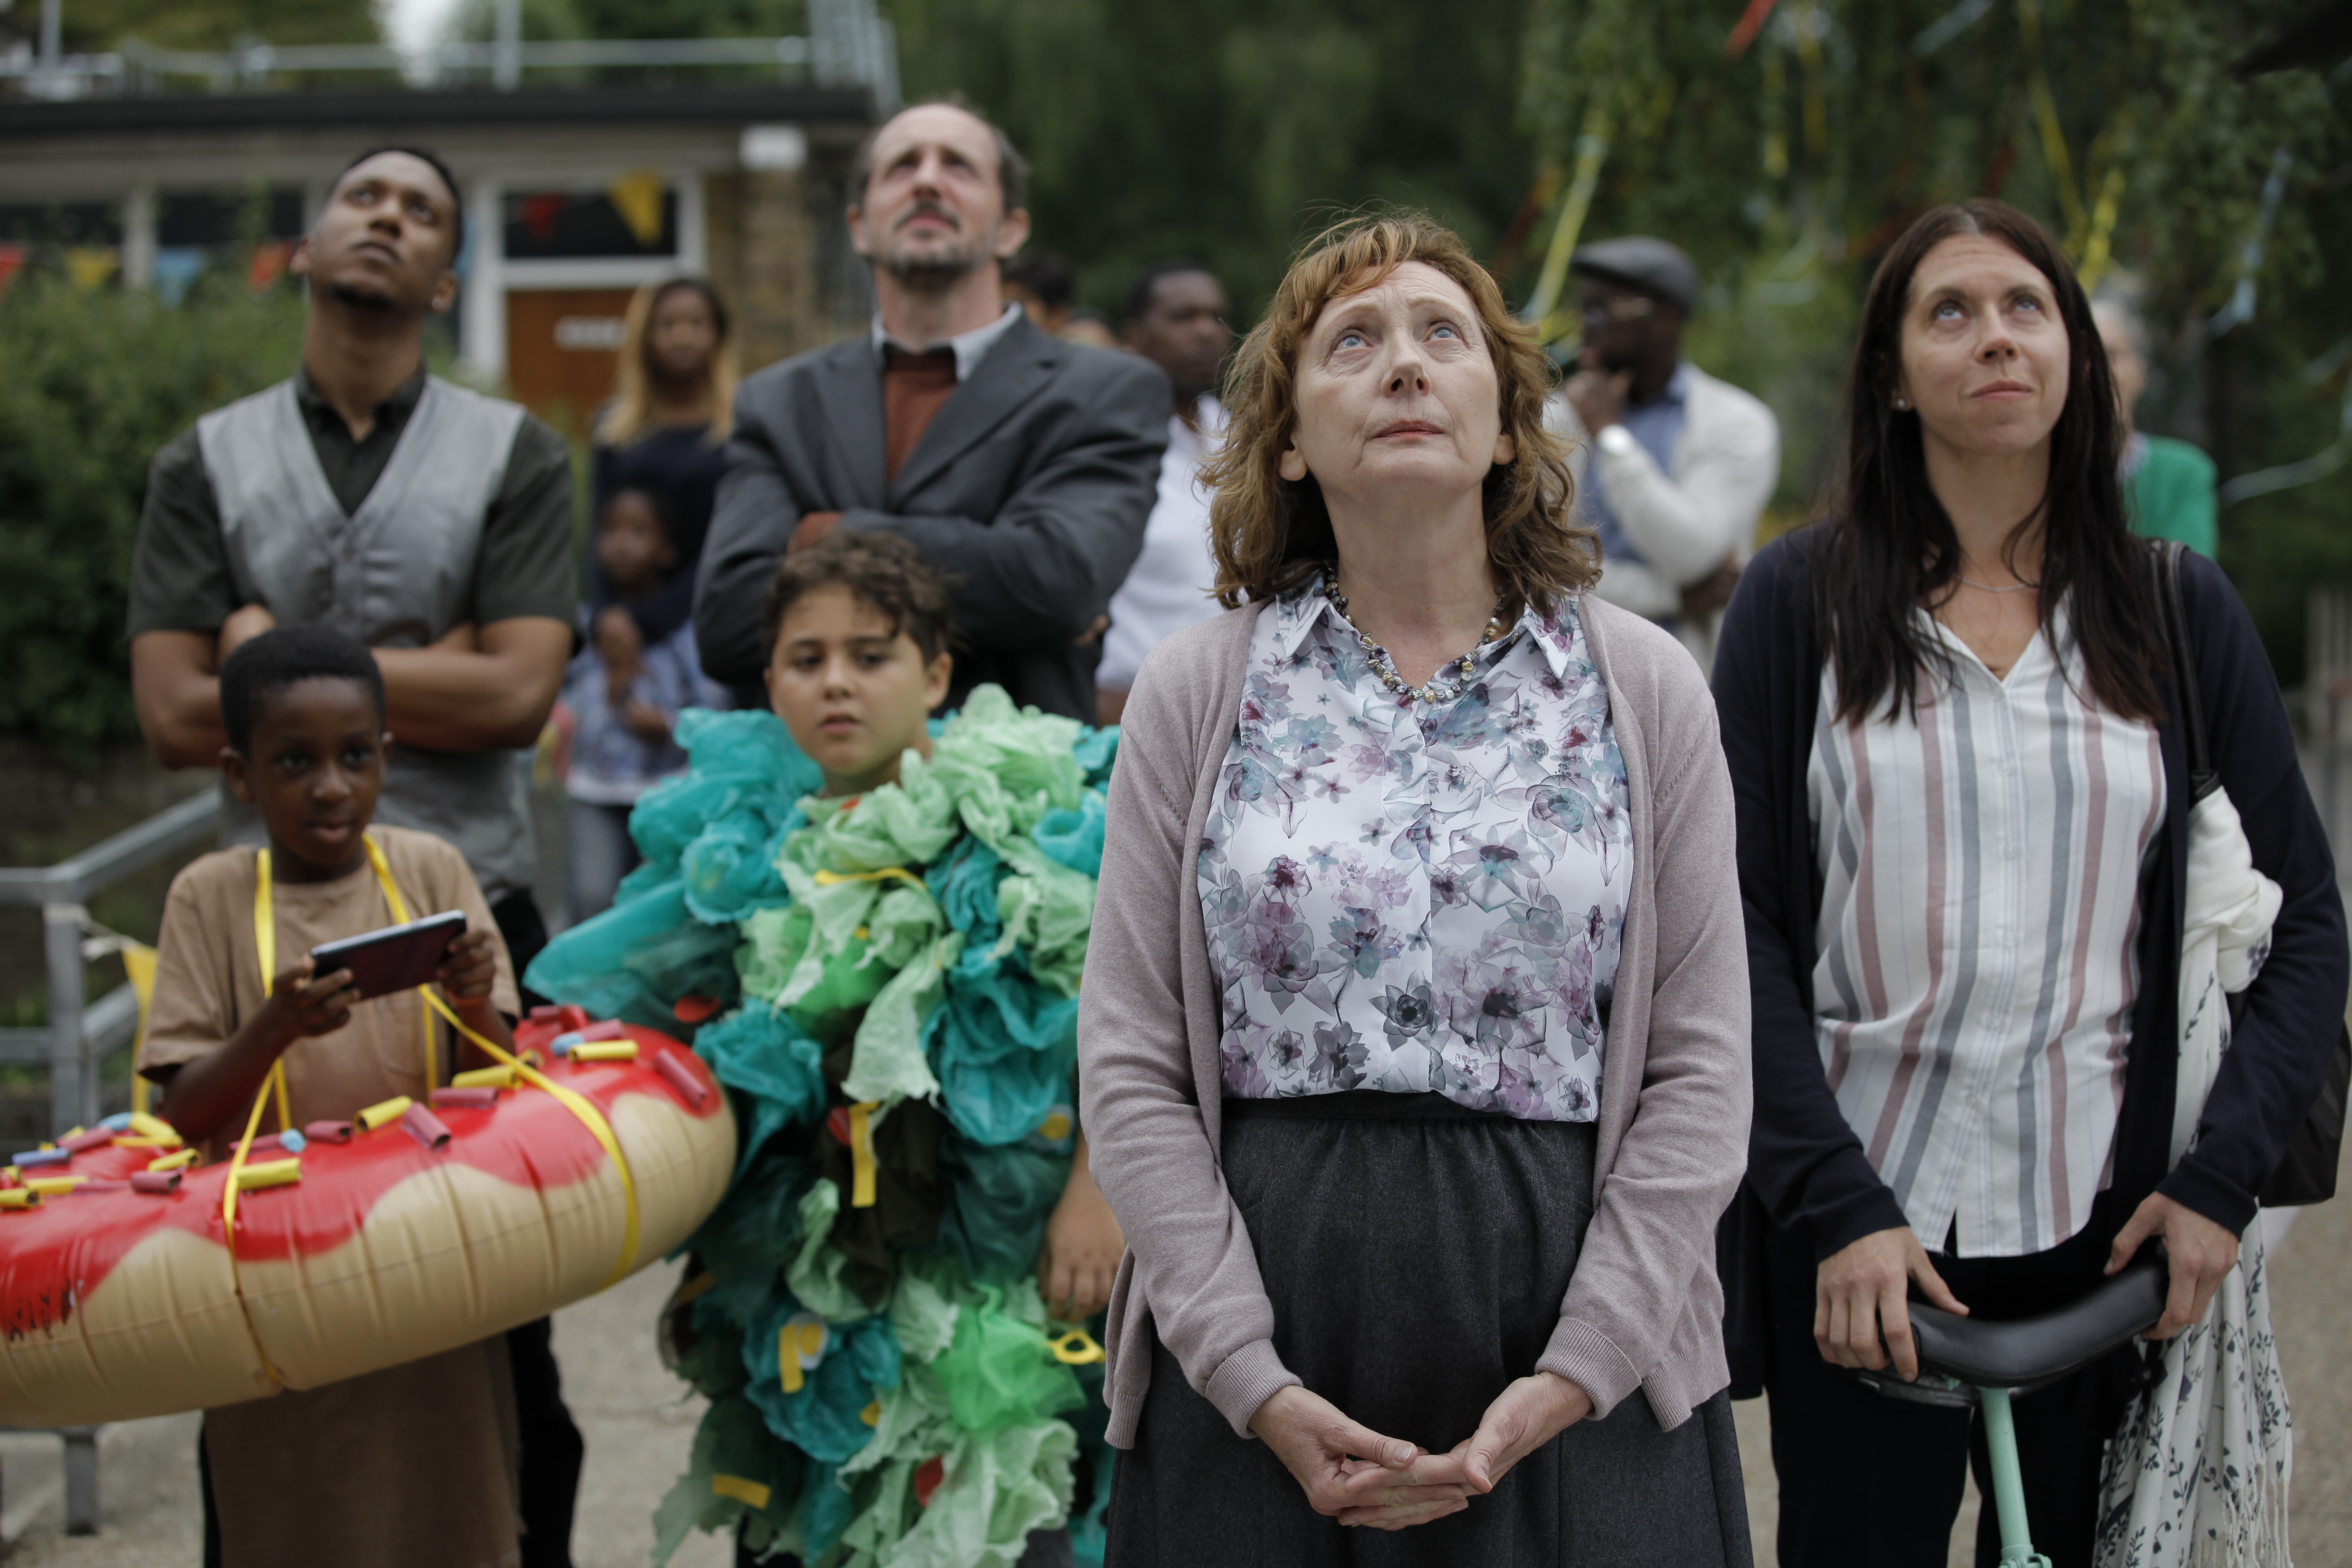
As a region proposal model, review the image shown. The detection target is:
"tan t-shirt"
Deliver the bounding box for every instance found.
[141,824,520,1146]
[139,824,526,1568]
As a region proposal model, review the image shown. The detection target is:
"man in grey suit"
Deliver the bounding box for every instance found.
[694,101,1170,722]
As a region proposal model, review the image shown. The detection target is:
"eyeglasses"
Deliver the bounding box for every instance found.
[1578,295,1657,323]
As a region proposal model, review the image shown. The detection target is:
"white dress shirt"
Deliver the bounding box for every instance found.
[1100,395,1225,691]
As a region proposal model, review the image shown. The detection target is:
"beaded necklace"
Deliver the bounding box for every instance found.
[1322,568,1509,705]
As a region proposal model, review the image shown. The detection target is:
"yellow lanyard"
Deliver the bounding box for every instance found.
[251,837,438,1099]
[229,838,433,1269]
[228,838,642,1299]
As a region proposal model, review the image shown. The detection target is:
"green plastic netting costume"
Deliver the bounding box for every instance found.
[527,693,1119,1567]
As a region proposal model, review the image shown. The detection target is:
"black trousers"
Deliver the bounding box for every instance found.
[1760,1196,2143,1568]
[490,891,584,1568]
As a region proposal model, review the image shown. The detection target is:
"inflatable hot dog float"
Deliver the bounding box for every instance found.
[0,1008,733,1429]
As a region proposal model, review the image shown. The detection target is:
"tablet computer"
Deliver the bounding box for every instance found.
[309,910,468,1001]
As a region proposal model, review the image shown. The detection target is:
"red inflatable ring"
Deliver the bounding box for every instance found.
[0,1016,733,1428]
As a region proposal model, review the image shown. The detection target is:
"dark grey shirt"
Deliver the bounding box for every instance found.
[128,365,575,640]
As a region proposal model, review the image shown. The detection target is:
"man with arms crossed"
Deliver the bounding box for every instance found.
[125,147,583,1568]
[694,101,1167,722]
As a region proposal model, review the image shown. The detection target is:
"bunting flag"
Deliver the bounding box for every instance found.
[152,247,206,307]
[521,192,569,245]
[0,242,24,299]
[247,241,291,291]
[1725,0,1782,59]
[65,247,120,291]
[606,170,667,249]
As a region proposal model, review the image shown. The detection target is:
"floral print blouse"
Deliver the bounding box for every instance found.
[1197,579,1632,1121]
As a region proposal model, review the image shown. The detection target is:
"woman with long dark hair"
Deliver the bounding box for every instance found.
[1714,199,2346,1565]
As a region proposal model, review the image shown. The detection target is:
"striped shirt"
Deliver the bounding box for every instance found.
[1808,611,2165,1257]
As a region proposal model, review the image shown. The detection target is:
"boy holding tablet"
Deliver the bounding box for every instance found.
[139,624,523,1568]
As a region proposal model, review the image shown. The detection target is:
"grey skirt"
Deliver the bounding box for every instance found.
[1105,1091,1751,1568]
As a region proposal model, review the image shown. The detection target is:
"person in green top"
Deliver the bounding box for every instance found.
[2096,296,2219,558]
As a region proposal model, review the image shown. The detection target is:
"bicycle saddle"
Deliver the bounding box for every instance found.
[1849,1255,2168,1408]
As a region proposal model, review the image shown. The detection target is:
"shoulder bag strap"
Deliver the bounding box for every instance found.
[2157,541,2218,804]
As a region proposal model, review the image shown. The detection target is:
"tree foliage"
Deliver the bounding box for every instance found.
[1520,0,2352,671]
[1522,0,2343,328]
[0,278,308,751]
[887,0,1539,320]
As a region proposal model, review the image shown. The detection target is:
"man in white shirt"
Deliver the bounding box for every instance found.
[1550,236,1779,672]
[1097,260,1233,724]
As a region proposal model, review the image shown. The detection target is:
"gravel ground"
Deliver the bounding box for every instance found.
[0,1260,732,1568]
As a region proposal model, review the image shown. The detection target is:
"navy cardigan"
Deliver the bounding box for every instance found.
[1714,527,2347,1387]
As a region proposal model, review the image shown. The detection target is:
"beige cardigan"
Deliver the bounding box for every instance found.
[1077,593,1753,1448]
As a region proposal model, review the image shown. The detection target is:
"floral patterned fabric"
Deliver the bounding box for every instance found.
[1196,578,1632,1121]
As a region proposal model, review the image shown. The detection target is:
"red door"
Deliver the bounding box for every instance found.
[504,288,637,436]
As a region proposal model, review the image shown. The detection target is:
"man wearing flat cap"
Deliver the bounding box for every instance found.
[1550,235,1779,671]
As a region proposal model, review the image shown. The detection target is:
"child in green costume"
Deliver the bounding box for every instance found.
[528,531,1124,1567]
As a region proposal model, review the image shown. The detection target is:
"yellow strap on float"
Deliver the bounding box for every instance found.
[1046,1327,1106,1366]
[249,852,293,1135]
[219,1064,289,1388]
[418,988,642,1286]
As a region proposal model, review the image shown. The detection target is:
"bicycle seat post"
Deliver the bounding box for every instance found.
[1978,1387,2053,1568]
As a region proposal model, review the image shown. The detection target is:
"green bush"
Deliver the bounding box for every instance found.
[0,276,307,752]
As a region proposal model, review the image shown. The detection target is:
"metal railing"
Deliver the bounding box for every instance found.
[1,0,899,106]
[0,785,216,1540]
[0,789,215,1142]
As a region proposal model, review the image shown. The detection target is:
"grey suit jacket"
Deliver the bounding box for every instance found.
[694,312,1171,721]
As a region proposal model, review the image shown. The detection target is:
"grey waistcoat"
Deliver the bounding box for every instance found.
[197,375,536,901]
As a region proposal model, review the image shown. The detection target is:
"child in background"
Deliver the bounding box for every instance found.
[566,485,727,923]
[139,625,522,1568]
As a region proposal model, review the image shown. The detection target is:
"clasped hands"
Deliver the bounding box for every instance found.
[1247,1371,1592,1531]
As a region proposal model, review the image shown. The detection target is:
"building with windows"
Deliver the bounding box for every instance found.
[0,43,887,429]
